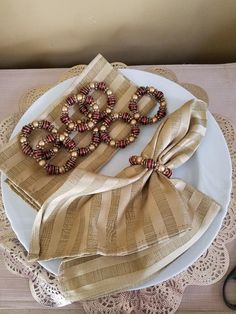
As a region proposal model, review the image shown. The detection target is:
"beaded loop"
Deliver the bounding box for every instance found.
[60,82,116,133]
[129,155,172,178]
[76,127,101,157]
[38,136,77,175]
[60,98,97,133]
[43,150,78,175]
[19,83,167,175]
[35,131,77,160]
[100,112,140,149]
[128,86,167,125]
[19,120,60,161]
[79,81,116,119]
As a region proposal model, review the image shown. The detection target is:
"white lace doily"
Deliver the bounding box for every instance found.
[0,65,235,313]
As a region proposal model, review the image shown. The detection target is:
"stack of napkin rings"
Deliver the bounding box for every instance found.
[19,82,167,175]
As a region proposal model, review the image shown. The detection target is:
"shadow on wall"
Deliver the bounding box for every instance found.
[0,0,235,68]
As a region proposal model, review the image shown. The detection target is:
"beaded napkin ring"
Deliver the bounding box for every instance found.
[79,81,116,118]
[19,82,167,175]
[39,136,77,175]
[128,86,166,125]
[60,94,98,133]
[60,81,116,133]
[129,155,172,178]
[19,120,60,161]
[100,112,140,148]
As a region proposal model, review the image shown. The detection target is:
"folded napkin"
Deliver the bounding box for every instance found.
[59,181,218,301]
[48,98,220,301]
[0,55,221,301]
[0,54,157,210]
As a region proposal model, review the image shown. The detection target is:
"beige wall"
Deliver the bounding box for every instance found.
[0,0,235,68]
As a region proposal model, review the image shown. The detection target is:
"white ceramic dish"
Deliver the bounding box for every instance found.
[1,69,232,289]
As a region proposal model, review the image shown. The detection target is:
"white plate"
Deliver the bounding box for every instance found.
[1,69,232,288]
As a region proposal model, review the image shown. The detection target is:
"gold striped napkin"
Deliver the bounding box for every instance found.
[56,99,220,301]
[59,179,218,301]
[0,54,220,301]
[54,98,220,301]
[27,98,216,261]
[0,54,156,210]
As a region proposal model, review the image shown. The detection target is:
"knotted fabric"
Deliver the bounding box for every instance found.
[48,98,220,301]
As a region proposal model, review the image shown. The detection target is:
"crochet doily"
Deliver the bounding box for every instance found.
[0,64,235,313]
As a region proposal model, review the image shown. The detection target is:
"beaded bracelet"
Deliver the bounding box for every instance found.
[36,129,100,174]
[129,155,172,178]
[42,148,78,175]
[128,86,166,125]
[19,83,168,175]
[60,82,116,133]
[100,112,140,148]
[36,132,77,175]
[76,126,101,157]
[37,131,76,152]
[79,81,116,118]
[19,120,60,161]
[38,126,100,160]
[60,95,97,133]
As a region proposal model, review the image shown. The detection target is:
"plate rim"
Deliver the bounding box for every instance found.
[1,68,232,287]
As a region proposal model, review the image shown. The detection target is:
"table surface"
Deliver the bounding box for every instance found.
[0,63,236,312]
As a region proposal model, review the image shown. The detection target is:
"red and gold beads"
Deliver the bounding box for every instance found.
[60,96,98,133]
[79,81,116,118]
[60,81,117,133]
[19,81,168,175]
[129,155,172,178]
[77,127,101,157]
[100,112,140,149]
[128,86,167,125]
[43,148,78,175]
[19,120,60,161]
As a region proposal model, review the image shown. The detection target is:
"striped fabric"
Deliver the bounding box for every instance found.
[28,97,213,260]
[0,54,156,209]
[59,180,219,301]
[0,55,220,301]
